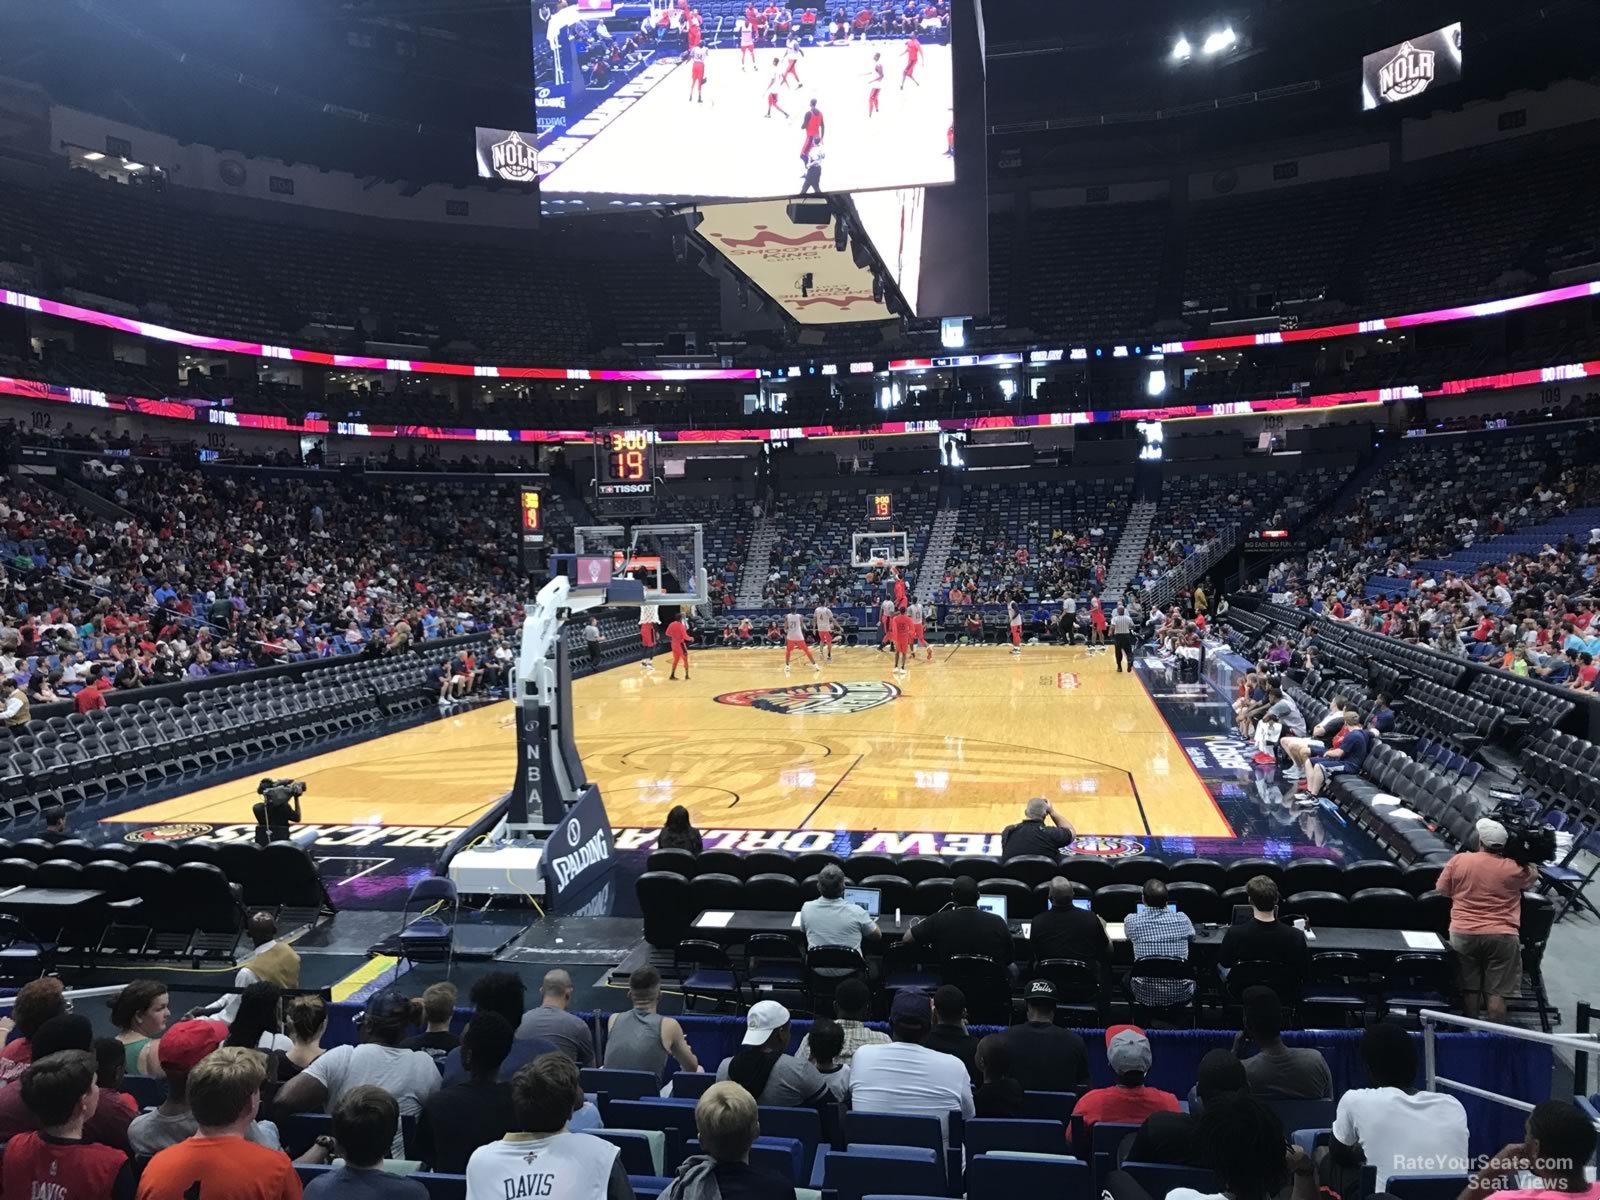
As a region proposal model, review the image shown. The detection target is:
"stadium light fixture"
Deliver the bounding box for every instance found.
[83,151,105,161]
[1147,367,1167,397]
[1201,27,1236,55]
[1171,36,1191,61]
[123,161,145,171]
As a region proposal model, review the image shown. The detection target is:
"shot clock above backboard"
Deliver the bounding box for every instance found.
[593,427,657,517]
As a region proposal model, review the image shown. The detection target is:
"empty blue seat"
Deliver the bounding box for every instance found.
[819,1148,944,1200]
[965,1153,1090,1199]
[964,1118,1066,1157]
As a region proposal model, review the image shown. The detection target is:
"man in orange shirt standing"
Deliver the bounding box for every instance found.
[666,610,694,682]
[1436,818,1538,1023]
[137,1046,303,1200]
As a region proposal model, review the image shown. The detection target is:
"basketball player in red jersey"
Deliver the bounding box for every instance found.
[799,99,825,163]
[901,34,921,88]
[892,566,908,609]
[739,19,756,68]
[782,608,820,674]
[688,45,707,102]
[1008,600,1023,655]
[666,611,694,680]
[890,607,913,676]
[686,9,703,52]
[866,52,884,115]
[763,58,790,117]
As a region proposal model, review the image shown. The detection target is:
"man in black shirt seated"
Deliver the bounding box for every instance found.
[1029,877,1112,983]
[39,807,70,846]
[1218,875,1310,988]
[1000,797,1076,860]
[902,875,1013,965]
[998,980,1090,1093]
[1122,1049,1247,1166]
[921,985,979,1083]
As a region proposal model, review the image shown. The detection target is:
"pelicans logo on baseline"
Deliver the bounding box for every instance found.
[714,680,902,715]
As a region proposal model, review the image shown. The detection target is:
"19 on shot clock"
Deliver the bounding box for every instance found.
[593,427,657,516]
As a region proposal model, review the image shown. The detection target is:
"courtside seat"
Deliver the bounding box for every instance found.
[635,871,694,947]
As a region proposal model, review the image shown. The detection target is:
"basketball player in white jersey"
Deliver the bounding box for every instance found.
[638,600,660,671]
[877,596,895,652]
[908,599,932,662]
[783,607,820,674]
[812,603,835,661]
[1008,600,1023,655]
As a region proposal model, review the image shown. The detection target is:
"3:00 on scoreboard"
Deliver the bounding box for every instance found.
[594,428,656,499]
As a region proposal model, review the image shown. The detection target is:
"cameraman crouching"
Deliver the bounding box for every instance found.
[1436,818,1537,1023]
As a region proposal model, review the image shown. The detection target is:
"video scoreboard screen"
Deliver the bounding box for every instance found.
[593,427,657,516]
[1362,22,1461,110]
[518,486,546,572]
[531,0,964,213]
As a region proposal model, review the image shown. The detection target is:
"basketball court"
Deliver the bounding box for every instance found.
[108,644,1233,845]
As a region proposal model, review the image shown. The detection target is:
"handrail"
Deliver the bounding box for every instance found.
[1420,1009,1600,1126]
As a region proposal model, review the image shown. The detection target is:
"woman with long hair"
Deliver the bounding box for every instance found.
[111,980,170,1077]
[225,982,291,1055]
[658,805,703,855]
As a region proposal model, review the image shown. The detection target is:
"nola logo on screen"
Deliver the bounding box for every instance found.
[1378,41,1435,103]
[490,130,538,182]
[714,680,901,715]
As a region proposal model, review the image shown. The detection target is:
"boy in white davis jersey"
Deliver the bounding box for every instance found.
[783,608,820,674]
[813,603,835,661]
[638,601,660,671]
[878,597,895,652]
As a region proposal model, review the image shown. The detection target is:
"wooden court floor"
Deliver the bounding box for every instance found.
[112,646,1232,840]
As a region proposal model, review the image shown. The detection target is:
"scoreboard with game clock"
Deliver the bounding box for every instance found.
[593,427,657,517]
[867,493,894,532]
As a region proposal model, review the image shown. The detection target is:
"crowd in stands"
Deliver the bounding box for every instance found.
[936,477,1130,605]
[0,460,523,706]
[1255,423,1600,693]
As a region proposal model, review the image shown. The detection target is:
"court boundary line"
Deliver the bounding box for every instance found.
[797,752,864,829]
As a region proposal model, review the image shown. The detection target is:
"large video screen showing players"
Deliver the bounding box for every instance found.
[533,1,957,213]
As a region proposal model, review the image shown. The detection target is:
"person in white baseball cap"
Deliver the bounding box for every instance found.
[714,1001,830,1108]
[1436,817,1538,1023]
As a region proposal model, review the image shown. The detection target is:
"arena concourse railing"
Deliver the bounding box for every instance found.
[1420,1009,1600,1131]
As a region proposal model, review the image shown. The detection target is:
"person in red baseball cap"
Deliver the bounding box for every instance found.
[128,1020,284,1157]
[1068,1025,1180,1150]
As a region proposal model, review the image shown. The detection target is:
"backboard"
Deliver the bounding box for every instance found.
[851,531,910,568]
[570,523,707,606]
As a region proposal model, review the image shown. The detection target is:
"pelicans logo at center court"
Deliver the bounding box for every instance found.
[1065,836,1146,859]
[714,680,901,715]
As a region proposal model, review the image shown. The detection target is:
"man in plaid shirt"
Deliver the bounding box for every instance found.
[793,978,889,1063]
[1123,880,1196,1006]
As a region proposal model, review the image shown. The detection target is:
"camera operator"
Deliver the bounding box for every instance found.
[252,779,306,845]
[1436,818,1538,1024]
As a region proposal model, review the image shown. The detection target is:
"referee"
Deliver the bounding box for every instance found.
[1111,603,1135,673]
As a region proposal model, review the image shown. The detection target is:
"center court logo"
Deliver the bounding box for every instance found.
[1066,836,1145,859]
[714,680,901,715]
[125,823,213,843]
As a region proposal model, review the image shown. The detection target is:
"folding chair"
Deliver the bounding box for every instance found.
[397,875,459,975]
